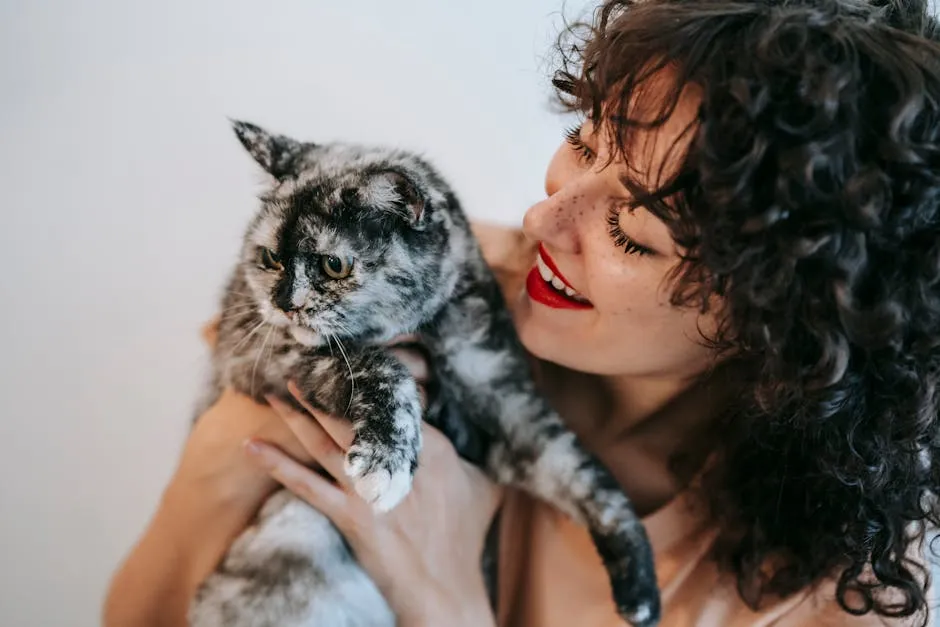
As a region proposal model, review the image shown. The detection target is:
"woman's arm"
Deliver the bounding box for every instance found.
[103,390,306,627]
[104,341,500,627]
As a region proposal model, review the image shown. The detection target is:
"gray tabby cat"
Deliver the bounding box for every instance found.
[188,121,661,627]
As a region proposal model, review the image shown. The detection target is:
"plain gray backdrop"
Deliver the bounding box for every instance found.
[0,1,590,624]
[2,1,938,626]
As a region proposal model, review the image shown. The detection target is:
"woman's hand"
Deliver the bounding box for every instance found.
[245,381,502,627]
[103,326,486,627]
[166,331,428,512]
[104,389,310,627]
[153,337,437,587]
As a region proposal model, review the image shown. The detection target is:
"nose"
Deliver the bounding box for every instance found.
[522,145,593,254]
[274,275,296,312]
[523,185,585,255]
[274,267,311,315]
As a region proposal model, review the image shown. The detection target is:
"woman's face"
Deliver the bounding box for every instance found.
[515,88,725,381]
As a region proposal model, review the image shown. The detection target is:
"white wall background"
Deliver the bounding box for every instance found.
[0,1,590,625]
[4,2,940,627]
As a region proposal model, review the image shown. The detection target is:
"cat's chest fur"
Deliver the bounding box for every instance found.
[214,273,316,401]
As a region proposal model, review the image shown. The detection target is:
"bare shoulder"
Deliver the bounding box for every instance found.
[773,575,931,627]
[470,221,535,305]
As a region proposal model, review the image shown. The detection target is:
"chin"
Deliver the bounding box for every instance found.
[516,304,579,368]
[514,300,619,376]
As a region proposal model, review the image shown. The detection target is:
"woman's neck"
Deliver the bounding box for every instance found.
[540,359,739,515]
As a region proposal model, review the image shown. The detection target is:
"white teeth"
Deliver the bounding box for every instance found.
[536,251,587,302]
[536,255,553,282]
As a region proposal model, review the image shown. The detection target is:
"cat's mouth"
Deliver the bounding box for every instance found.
[263,304,324,347]
[288,323,322,347]
[284,312,322,346]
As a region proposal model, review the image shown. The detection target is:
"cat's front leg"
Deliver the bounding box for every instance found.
[487,428,660,626]
[293,348,423,513]
[424,290,661,626]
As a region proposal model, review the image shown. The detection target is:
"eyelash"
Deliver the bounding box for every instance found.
[606,207,654,256]
[564,126,653,257]
[565,124,596,164]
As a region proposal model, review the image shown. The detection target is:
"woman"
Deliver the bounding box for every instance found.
[105,1,940,625]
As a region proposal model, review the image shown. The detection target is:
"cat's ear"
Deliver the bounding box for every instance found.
[359,169,428,228]
[231,119,305,180]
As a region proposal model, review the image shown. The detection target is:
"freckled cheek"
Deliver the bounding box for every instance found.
[525,191,596,239]
[554,198,580,227]
[582,259,667,316]
[564,192,599,223]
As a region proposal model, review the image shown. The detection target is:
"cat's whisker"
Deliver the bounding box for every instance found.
[220,299,258,309]
[220,305,256,313]
[219,304,259,318]
[251,324,275,399]
[333,335,356,418]
[228,319,267,358]
[330,320,355,340]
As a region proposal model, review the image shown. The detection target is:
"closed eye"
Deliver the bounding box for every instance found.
[606,207,655,256]
[565,124,597,165]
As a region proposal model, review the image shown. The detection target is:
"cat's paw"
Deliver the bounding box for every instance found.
[344,442,416,513]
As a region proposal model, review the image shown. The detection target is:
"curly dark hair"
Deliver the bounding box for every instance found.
[553,0,940,622]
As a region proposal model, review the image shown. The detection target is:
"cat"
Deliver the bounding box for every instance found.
[187,120,661,627]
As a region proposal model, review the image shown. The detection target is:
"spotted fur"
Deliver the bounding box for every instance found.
[188,121,661,626]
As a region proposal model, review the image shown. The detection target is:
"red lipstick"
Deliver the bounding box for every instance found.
[525,244,593,310]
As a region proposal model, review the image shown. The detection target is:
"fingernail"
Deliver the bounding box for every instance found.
[267,397,299,423]
[243,439,276,469]
[287,380,303,398]
[243,438,263,455]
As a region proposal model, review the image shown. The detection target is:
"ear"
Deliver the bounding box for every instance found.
[358,169,429,227]
[231,119,305,180]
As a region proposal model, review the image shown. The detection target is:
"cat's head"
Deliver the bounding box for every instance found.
[231,120,466,346]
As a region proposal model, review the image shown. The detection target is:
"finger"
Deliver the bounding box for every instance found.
[244,438,348,517]
[287,381,355,450]
[387,348,430,410]
[387,333,420,346]
[388,346,430,384]
[266,396,349,486]
[466,463,505,519]
[201,317,221,348]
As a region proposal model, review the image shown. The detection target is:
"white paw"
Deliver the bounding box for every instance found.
[344,445,414,513]
[626,603,654,627]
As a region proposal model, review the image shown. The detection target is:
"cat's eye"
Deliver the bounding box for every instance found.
[259,247,282,271]
[321,255,354,279]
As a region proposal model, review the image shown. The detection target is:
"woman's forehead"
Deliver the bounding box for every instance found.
[590,81,701,189]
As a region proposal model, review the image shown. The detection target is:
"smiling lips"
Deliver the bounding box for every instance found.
[525,244,593,310]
